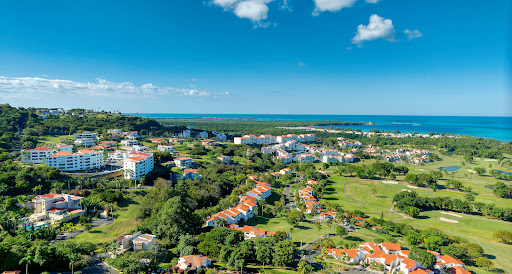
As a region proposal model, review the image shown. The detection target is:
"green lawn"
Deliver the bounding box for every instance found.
[73,189,148,244]
[37,134,71,145]
[395,210,512,273]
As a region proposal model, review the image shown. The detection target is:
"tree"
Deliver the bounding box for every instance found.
[273,241,297,266]
[314,222,322,234]
[297,259,313,274]
[69,253,80,274]
[405,206,420,218]
[409,248,436,269]
[152,196,201,245]
[20,254,34,274]
[336,225,347,237]
[476,257,493,270]
[492,230,512,244]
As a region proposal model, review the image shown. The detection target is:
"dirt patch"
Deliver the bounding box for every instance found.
[440,217,459,223]
[406,185,418,189]
[382,181,398,184]
[440,211,463,218]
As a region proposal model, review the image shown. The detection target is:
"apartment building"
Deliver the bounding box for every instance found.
[73,131,98,140]
[46,149,104,171]
[199,131,209,139]
[74,138,96,147]
[217,155,231,164]
[123,152,154,181]
[183,169,202,180]
[21,143,73,164]
[214,132,227,141]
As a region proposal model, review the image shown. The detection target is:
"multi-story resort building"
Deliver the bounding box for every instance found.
[21,143,73,164]
[74,138,96,147]
[123,151,154,180]
[72,131,98,140]
[214,132,227,141]
[45,149,104,171]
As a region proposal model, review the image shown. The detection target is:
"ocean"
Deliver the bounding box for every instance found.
[127,114,512,142]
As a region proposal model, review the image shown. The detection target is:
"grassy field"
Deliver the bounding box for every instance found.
[37,134,71,145]
[73,189,148,244]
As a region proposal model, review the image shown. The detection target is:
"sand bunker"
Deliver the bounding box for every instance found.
[484,159,497,162]
[467,169,476,173]
[382,181,398,184]
[401,189,412,192]
[419,169,426,171]
[440,217,459,223]
[406,185,418,189]
[440,212,462,218]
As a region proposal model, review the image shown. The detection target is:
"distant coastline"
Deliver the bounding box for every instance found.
[127,113,512,141]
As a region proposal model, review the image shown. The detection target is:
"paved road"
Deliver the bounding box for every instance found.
[284,172,302,210]
[82,260,120,274]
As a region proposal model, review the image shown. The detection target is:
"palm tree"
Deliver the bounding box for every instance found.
[32,185,42,195]
[69,253,80,274]
[314,221,322,234]
[297,259,312,274]
[20,254,34,274]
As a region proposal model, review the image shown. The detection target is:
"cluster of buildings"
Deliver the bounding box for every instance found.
[337,137,363,149]
[21,193,85,228]
[276,126,457,139]
[299,186,322,213]
[234,133,315,145]
[327,242,470,274]
[205,180,271,227]
[364,145,431,165]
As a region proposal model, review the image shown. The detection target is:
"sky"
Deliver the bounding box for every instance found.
[0,0,511,116]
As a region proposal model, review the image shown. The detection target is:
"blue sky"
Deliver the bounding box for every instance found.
[0,0,510,116]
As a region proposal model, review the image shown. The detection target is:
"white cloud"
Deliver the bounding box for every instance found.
[211,0,274,25]
[0,76,229,99]
[281,0,292,10]
[404,29,423,40]
[364,0,381,3]
[234,0,270,21]
[352,14,396,44]
[213,0,240,8]
[312,0,357,15]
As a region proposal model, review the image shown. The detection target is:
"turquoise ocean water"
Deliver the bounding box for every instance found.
[127,114,512,142]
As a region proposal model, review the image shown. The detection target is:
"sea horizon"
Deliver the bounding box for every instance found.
[127,113,512,142]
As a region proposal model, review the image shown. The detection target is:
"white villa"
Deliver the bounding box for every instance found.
[21,143,73,164]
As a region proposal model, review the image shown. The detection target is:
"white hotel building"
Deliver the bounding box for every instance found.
[234,134,314,145]
[46,149,104,171]
[21,143,73,164]
[123,152,154,181]
[73,131,98,140]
